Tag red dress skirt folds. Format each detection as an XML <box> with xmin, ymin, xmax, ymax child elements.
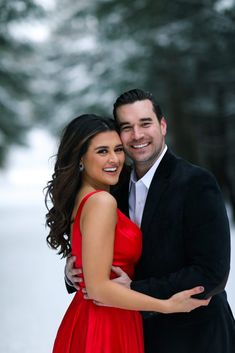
<box><xmin>52</xmin><ymin>191</ymin><xmax>144</xmax><ymax>353</ymax></box>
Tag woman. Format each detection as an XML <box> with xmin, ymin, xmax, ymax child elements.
<box><xmin>45</xmin><ymin>114</ymin><xmax>209</xmax><ymax>353</ymax></box>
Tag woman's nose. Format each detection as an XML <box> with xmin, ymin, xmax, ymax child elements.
<box><xmin>108</xmin><ymin>152</ymin><xmax>119</xmax><ymax>163</ymax></box>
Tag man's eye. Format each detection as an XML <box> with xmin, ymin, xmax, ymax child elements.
<box><xmin>142</xmin><ymin>122</ymin><xmax>151</xmax><ymax>127</ymax></box>
<box><xmin>121</xmin><ymin>126</ymin><xmax>131</xmax><ymax>132</ymax></box>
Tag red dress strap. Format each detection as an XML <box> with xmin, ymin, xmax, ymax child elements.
<box><xmin>75</xmin><ymin>190</ymin><xmax>104</xmax><ymax>221</ymax></box>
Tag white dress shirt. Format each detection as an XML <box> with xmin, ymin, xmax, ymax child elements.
<box><xmin>129</xmin><ymin>145</ymin><xmax>167</xmax><ymax>226</ymax></box>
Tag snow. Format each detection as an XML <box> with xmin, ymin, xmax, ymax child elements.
<box><xmin>0</xmin><ymin>129</ymin><xmax>70</xmax><ymax>352</ymax></box>
<box><xmin>0</xmin><ymin>128</ymin><xmax>234</xmax><ymax>352</ymax></box>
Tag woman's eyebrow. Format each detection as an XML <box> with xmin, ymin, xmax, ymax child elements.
<box><xmin>94</xmin><ymin>145</ymin><xmax>108</xmax><ymax>150</ymax></box>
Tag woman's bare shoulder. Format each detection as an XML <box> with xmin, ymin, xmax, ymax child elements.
<box><xmin>85</xmin><ymin>190</ymin><xmax>117</xmax><ymax>210</ymax></box>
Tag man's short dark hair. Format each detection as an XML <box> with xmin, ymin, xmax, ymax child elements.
<box><xmin>113</xmin><ymin>88</ymin><xmax>163</xmax><ymax>122</ymax></box>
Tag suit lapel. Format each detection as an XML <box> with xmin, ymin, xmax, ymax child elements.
<box><xmin>117</xmin><ymin>181</ymin><xmax>129</xmax><ymax>216</ymax></box>
<box><xmin>140</xmin><ymin>150</ymin><xmax>178</xmax><ymax>234</ymax></box>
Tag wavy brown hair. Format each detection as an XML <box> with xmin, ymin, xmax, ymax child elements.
<box><xmin>45</xmin><ymin>114</ymin><xmax>117</xmax><ymax>258</ymax></box>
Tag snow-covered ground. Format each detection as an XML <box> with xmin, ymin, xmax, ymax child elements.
<box><xmin>0</xmin><ymin>129</ymin><xmax>234</xmax><ymax>353</ymax></box>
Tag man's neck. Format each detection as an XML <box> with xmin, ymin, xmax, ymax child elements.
<box><xmin>135</xmin><ymin>162</ymin><xmax>154</xmax><ymax>179</ymax></box>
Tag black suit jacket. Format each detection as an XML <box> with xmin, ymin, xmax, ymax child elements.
<box><xmin>114</xmin><ymin>149</ymin><xmax>235</xmax><ymax>353</ymax></box>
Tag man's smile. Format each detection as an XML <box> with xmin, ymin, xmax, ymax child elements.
<box><xmin>131</xmin><ymin>142</ymin><xmax>150</xmax><ymax>149</ymax></box>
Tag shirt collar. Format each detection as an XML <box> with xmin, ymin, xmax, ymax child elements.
<box><xmin>130</xmin><ymin>145</ymin><xmax>168</xmax><ymax>189</ymax></box>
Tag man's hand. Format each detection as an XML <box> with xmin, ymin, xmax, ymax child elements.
<box><xmin>93</xmin><ymin>266</ymin><xmax>132</xmax><ymax>306</ymax></box>
<box><xmin>65</xmin><ymin>255</ymin><xmax>82</xmax><ymax>290</ymax></box>
<box><xmin>66</xmin><ymin>263</ymin><xmax>132</xmax><ymax>302</ymax></box>
<box><xmin>111</xmin><ymin>266</ymin><xmax>132</xmax><ymax>289</ymax></box>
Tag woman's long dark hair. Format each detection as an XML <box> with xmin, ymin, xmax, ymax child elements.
<box><xmin>45</xmin><ymin>114</ymin><xmax>117</xmax><ymax>258</ymax></box>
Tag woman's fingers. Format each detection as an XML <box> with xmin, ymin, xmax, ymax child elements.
<box><xmin>183</xmin><ymin>286</ymin><xmax>205</xmax><ymax>297</ymax></box>
<box><xmin>168</xmin><ymin>286</ymin><xmax>211</xmax><ymax>314</ymax></box>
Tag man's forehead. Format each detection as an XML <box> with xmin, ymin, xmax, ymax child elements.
<box><xmin>116</xmin><ymin>99</ymin><xmax>154</xmax><ymax>114</ymax></box>
<box><xmin>118</xmin><ymin>117</ymin><xmax>153</xmax><ymax>126</ymax></box>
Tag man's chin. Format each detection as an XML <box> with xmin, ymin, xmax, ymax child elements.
<box><xmin>133</xmin><ymin>154</ymin><xmax>159</xmax><ymax>167</ymax></box>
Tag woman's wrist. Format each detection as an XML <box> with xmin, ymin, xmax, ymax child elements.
<box><xmin>160</xmin><ymin>299</ymin><xmax>170</xmax><ymax>314</ymax></box>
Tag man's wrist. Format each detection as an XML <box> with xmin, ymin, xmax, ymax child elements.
<box><xmin>65</xmin><ymin>275</ymin><xmax>75</xmax><ymax>287</ymax></box>
<box><xmin>64</xmin><ymin>267</ymin><xmax>74</xmax><ymax>287</ymax></box>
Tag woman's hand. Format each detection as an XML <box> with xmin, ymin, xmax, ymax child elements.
<box><xmin>165</xmin><ymin>286</ymin><xmax>211</xmax><ymax>314</ymax></box>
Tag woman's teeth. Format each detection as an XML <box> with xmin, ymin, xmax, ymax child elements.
<box><xmin>103</xmin><ymin>167</ymin><xmax>117</xmax><ymax>172</ymax></box>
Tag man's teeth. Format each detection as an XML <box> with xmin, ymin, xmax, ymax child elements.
<box><xmin>132</xmin><ymin>143</ymin><xmax>148</xmax><ymax>149</ymax></box>
<box><xmin>104</xmin><ymin>167</ymin><xmax>117</xmax><ymax>172</ymax></box>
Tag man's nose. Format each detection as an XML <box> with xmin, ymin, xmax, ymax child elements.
<box><xmin>132</xmin><ymin>127</ymin><xmax>144</xmax><ymax>140</ymax></box>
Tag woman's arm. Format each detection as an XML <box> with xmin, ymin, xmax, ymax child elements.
<box><xmin>80</xmin><ymin>191</ymin><xmax>209</xmax><ymax>314</ymax></box>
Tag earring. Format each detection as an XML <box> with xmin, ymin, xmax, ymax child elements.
<box><xmin>79</xmin><ymin>161</ymin><xmax>84</xmax><ymax>172</ymax></box>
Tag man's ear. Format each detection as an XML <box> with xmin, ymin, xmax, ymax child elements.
<box><xmin>160</xmin><ymin>117</ymin><xmax>167</xmax><ymax>136</ymax></box>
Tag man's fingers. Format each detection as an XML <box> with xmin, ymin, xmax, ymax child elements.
<box><xmin>111</xmin><ymin>266</ymin><xmax>131</xmax><ymax>289</ymax></box>
<box><xmin>74</xmin><ymin>285</ymin><xmax>80</xmax><ymax>291</ymax></box>
<box><xmin>71</xmin><ymin>268</ymin><xmax>83</xmax><ymax>276</ymax></box>
<box><xmin>82</xmin><ymin>288</ymin><xmax>87</xmax><ymax>294</ymax></box>
<box><xmin>65</xmin><ymin>256</ymin><xmax>83</xmax><ymax>288</ymax></box>
<box><xmin>93</xmin><ymin>300</ymin><xmax>103</xmax><ymax>306</ymax></box>
<box><xmin>73</xmin><ymin>277</ymin><xmax>82</xmax><ymax>284</ymax></box>
<box><xmin>111</xmin><ymin>266</ymin><xmax>125</xmax><ymax>276</ymax></box>
<box><xmin>93</xmin><ymin>300</ymin><xmax>110</xmax><ymax>307</ymax></box>
<box><xmin>66</xmin><ymin>255</ymin><xmax>76</xmax><ymax>265</ymax></box>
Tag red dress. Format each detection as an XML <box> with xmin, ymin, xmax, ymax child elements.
<box><xmin>52</xmin><ymin>191</ymin><xmax>144</xmax><ymax>353</ymax></box>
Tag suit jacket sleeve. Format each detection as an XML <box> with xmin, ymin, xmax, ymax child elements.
<box><xmin>65</xmin><ymin>279</ymin><xmax>77</xmax><ymax>294</ymax></box>
<box><xmin>131</xmin><ymin>170</ymin><xmax>231</xmax><ymax>301</ymax></box>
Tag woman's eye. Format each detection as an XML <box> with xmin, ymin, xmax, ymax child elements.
<box><xmin>115</xmin><ymin>147</ymin><xmax>124</xmax><ymax>153</ymax></box>
<box><xmin>97</xmin><ymin>149</ymin><xmax>107</xmax><ymax>154</ymax></box>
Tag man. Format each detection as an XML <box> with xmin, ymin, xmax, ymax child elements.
<box><xmin>66</xmin><ymin>89</ymin><xmax>235</xmax><ymax>352</ymax></box>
